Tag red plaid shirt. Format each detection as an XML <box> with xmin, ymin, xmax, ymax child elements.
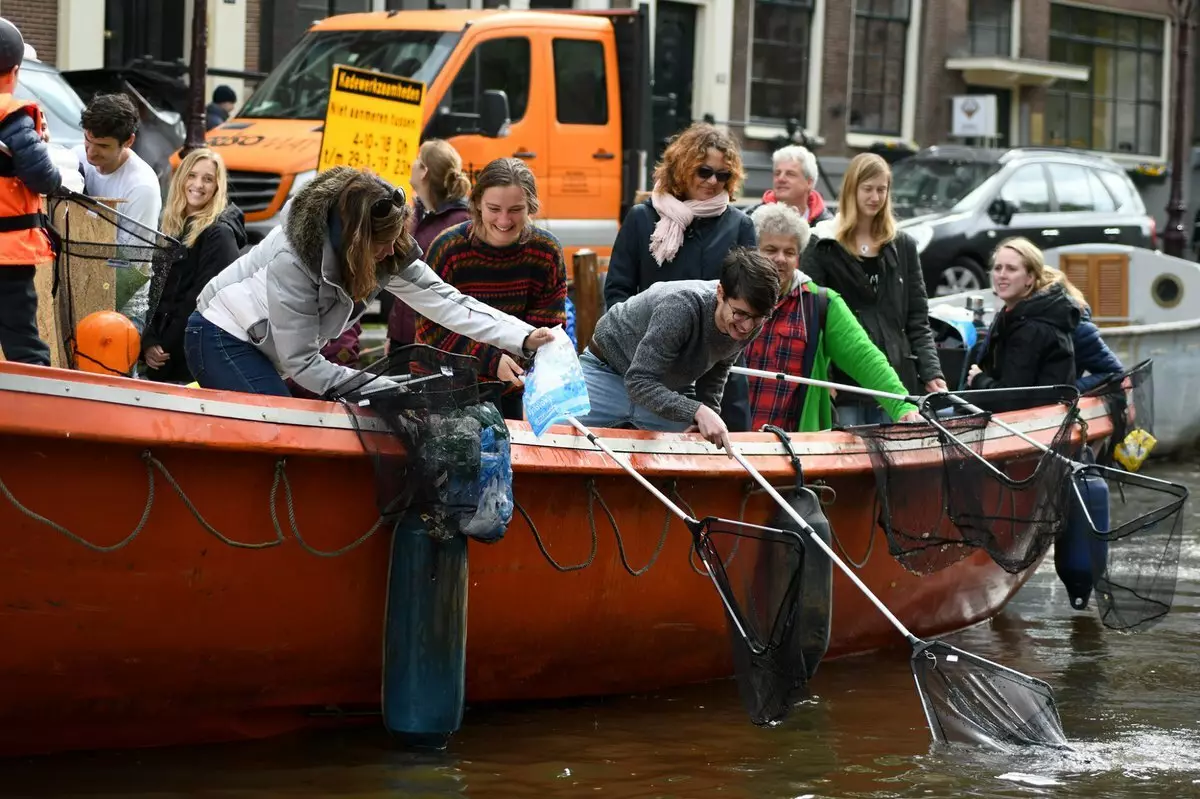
<box><xmin>744</xmin><ymin>280</ymin><xmax>812</xmax><ymax>431</ymax></box>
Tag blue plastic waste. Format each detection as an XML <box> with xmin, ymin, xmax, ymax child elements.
<box><xmin>1055</xmin><ymin>449</ymin><xmax>1111</xmax><ymax>610</ymax></box>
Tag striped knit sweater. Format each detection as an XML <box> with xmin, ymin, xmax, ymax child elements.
<box><xmin>415</xmin><ymin>221</ymin><xmax>568</xmax><ymax>375</ymax></box>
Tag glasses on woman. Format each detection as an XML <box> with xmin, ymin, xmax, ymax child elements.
<box><xmin>697</xmin><ymin>165</ymin><xmax>732</xmax><ymax>183</ymax></box>
<box><xmin>371</xmin><ymin>187</ymin><xmax>406</xmax><ymax>218</ymax></box>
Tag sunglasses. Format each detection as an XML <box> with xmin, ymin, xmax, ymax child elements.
<box><xmin>372</xmin><ymin>186</ymin><xmax>407</xmax><ymax>218</ymax></box>
<box><xmin>697</xmin><ymin>165</ymin><xmax>733</xmax><ymax>183</ymax></box>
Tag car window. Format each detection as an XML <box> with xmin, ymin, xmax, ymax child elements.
<box><xmin>998</xmin><ymin>165</ymin><xmax>1051</xmax><ymax>213</ymax></box>
<box><xmin>553</xmin><ymin>39</ymin><xmax>608</xmax><ymax>125</ymax></box>
<box><xmin>1096</xmin><ymin>169</ymin><xmax>1139</xmax><ymax>212</ymax></box>
<box><xmin>14</xmin><ymin>66</ymin><xmax>86</xmax><ymax>146</ymax></box>
<box><xmin>1047</xmin><ymin>164</ymin><xmax>1095</xmax><ymax>212</ymax></box>
<box><xmin>446</xmin><ymin>37</ymin><xmax>532</xmax><ymax>122</ymax></box>
<box><xmin>1085</xmin><ymin>169</ymin><xmax>1116</xmax><ymax>212</ymax></box>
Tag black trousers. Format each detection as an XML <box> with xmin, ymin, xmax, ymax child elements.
<box><xmin>0</xmin><ymin>266</ymin><xmax>50</xmax><ymax>366</ymax></box>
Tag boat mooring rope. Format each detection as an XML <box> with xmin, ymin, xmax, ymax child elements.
<box><xmin>0</xmin><ymin>449</ymin><xmax>385</xmax><ymax>556</ymax></box>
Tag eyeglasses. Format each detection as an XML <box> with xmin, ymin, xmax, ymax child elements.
<box><xmin>371</xmin><ymin>186</ymin><xmax>406</xmax><ymax>218</ymax></box>
<box><xmin>729</xmin><ymin>307</ymin><xmax>770</xmax><ymax>326</ymax></box>
<box><xmin>697</xmin><ymin>165</ymin><xmax>733</xmax><ymax>183</ymax></box>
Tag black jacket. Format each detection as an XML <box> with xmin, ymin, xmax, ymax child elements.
<box><xmin>144</xmin><ymin>204</ymin><xmax>248</xmax><ymax>382</ymax></box>
<box><xmin>971</xmin><ymin>282</ymin><xmax>1080</xmax><ymax>401</ymax></box>
<box><xmin>0</xmin><ymin>109</ymin><xmax>63</xmax><ymax>197</ymax></box>
<box><xmin>801</xmin><ymin>230</ymin><xmax>943</xmax><ymax>396</ymax></box>
<box><xmin>603</xmin><ymin>199</ymin><xmax>757</xmax><ymax>309</ymax></box>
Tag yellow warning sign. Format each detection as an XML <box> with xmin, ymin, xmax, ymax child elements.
<box><xmin>318</xmin><ymin>64</ymin><xmax>425</xmax><ymax>199</ymax></box>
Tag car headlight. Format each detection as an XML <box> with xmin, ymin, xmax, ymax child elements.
<box><xmin>288</xmin><ymin>169</ymin><xmax>317</xmax><ymax>197</ymax></box>
<box><xmin>905</xmin><ymin>223</ymin><xmax>934</xmax><ymax>253</ymax></box>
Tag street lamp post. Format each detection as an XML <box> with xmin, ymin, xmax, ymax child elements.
<box><xmin>184</xmin><ymin>0</ymin><xmax>210</xmax><ymax>156</ymax></box>
<box><xmin>1164</xmin><ymin>0</ymin><xmax>1197</xmax><ymax>257</ymax></box>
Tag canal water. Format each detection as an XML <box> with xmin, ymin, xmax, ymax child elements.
<box><xmin>5</xmin><ymin>461</ymin><xmax>1199</xmax><ymax>798</ymax></box>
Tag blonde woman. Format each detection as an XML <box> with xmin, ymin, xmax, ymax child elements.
<box><xmin>802</xmin><ymin>153</ymin><xmax>944</xmax><ymax>425</ymax></box>
<box><xmin>386</xmin><ymin>139</ymin><xmax>471</xmax><ymax>350</ymax></box>
<box><xmin>967</xmin><ymin>237</ymin><xmax>1081</xmax><ymax>393</ymax></box>
<box><xmin>143</xmin><ymin>148</ymin><xmax>246</xmax><ymax>383</ymax></box>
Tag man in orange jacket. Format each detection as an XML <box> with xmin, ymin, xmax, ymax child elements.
<box><xmin>0</xmin><ymin>18</ymin><xmax>63</xmax><ymax>365</ymax></box>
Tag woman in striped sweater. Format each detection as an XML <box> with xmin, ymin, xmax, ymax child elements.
<box><xmin>416</xmin><ymin>157</ymin><xmax>567</xmax><ymax>418</ymax></box>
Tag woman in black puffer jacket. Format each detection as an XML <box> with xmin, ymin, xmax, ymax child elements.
<box><xmin>967</xmin><ymin>237</ymin><xmax>1081</xmax><ymax>406</ymax></box>
<box><xmin>142</xmin><ymin>148</ymin><xmax>246</xmax><ymax>383</ymax></box>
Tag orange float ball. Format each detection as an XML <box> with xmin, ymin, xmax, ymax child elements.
<box><xmin>70</xmin><ymin>311</ymin><xmax>140</xmax><ymax>375</ymax></box>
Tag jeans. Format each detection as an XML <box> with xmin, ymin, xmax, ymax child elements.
<box><xmin>0</xmin><ymin>266</ymin><xmax>50</xmax><ymax>366</ymax></box>
<box><xmin>572</xmin><ymin>350</ymin><xmax>690</xmax><ymax>432</ymax></box>
<box><xmin>835</xmin><ymin>403</ymin><xmax>889</xmax><ymax>427</ymax></box>
<box><xmin>183</xmin><ymin>311</ymin><xmax>291</xmax><ymax>397</ymax></box>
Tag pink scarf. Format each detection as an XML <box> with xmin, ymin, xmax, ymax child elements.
<box><xmin>648</xmin><ymin>185</ymin><xmax>730</xmax><ymax>266</ymax></box>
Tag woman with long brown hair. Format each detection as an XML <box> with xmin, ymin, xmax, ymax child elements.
<box><xmin>142</xmin><ymin>147</ymin><xmax>246</xmax><ymax>383</ymax></box>
<box><xmin>803</xmin><ymin>153</ymin><xmax>944</xmax><ymax>425</ymax></box>
<box><xmin>386</xmin><ymin>139</ymin><xmax>472</xmax><ymax>351</ymax></box>
<box><xmin>185</xmin><ymin>166</ymin><xmax>554</xmax><ymax>397</ymax></box>
<box><xmin>415</xmin><ymin>156</ymin><xmax>567</xmax><ymax>419</ymax></box>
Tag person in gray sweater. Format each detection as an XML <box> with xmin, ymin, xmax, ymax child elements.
<box><xmin>578</xmin><ymin>247</ymin><xmax>780</xmax><ymax>453</ymax></box>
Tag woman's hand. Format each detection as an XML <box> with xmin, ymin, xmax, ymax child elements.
<box><xmin>966</xmin><ymin>365</ymin><xmax>982</xmax><ymax>387</ymax></box>
<box><xmin>498</xmin><ymin>354</ymin><xmax>527</xmax><ymax>387</ymax></box>
<box><xmin>144</xmin><ymin>345</ymin><xmax>169</xmax><ymax>369</ymax></box>
<box><xmin>925</xmin><ymin>378</ymin><xmax>948</xmax><ymax>393</ymax></box>
<box><xmin>522</xmin><ymin>328</ymin><xmax>556</xmax><ymax>353</ymax></box>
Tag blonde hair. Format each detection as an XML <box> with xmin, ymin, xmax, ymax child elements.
<box><xmin>337</xmin><ymin>170</ymin><xmax>411</xmax><ymax>302</ymax></box>
<box><xmin>162</xmin><ymin>148</ymin><xmax>228</xmax><ymax>247</ymax></box>
<box><xmin>833</xmin><ymin>153</ymin><xmax>897</xmax><ymax>256</ymax></box>
<box><xmin>652</xmin><ymin>122</ymin><xmax>745</xmax><ymax>200</ymax></box>
<box><xmin>992</xmin><ymin>236</ymin><xmax>1088</xmax><ymax>305</ymax></box>
<box><xmin>418</xmin><ymin>139</ymin><xmax>470</xmax><ymax>208</ymax></box>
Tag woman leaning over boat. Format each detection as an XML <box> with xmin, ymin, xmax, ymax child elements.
<box><xmin>185</xmin><ymin>166</ymin><xmax>555</xmax><ymax>398</ymax></box>
<box><xmin>385</xmin><ymin>138</ymin><xmax>471</xmax><ymax>353</ymax></box>
<box><xmin>966</xmin><ymin>237</ymin><xmax>1080</xmax><ymax>402</ymax></box>
<box><xmin>802</xmin><ymin>153</ymin><xmax>945</xmax><ymax>426</ymax></box>
<box><xmin>142</xmin><ymin>148</ymin><xmax>246</xmax><ymax>384</ymax></box>
<box><xmin>415</xmin><ymin>157</ymin><xmax>567</xmax><ymax>419</ymax></box>
<box><xmin>746</xmin><ymin>203</ymin><xmax>919</xmax><ymax>432</ymax></box>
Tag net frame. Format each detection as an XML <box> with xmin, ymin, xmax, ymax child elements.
<box><xmin>49</xmin><ymin>191</ymin><xmax>188</xmax><ymax>266</ymax></box>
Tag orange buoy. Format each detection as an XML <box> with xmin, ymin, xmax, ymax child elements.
<box><xmin>70</xmin><ymin>311</ymin><xmax>140</xmax><ymax>375</ymax></box>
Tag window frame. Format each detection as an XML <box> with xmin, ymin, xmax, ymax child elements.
<box><xmin>747</xmin><ymin>0</ymin><xmax>816</xmax><ymax>126</ymax></box>
<box><xmin>848</xmin><ymin>0</ymin><xmax>911</xmax><ymax>137</ymax></box>
<box><xmin>967</xmin><ymin>0</ymin><xmax>1013</xmax><ymax>58</ymax></box>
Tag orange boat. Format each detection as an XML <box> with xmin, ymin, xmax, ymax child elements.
<box><xmin>0</xmin><ymin>360</ymin><xmax>1111</xmax><ymax>757</ymax></box>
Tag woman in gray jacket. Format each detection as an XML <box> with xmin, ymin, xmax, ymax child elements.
<box><xmin>185</xmin><ymin>167</ymin><xmax>553</xmax><ymax>397</ymax></box>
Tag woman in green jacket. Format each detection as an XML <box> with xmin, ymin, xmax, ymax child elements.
<box><xmin>745</xmin><ymin>203</ymin><xmax>919</xmax><ymax>432</ymax></box>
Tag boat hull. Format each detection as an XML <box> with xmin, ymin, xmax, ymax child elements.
<box><xmin>0</xmin><ymin>363</ymin><xmax>1111</xmax><ymax>756</ymax></box>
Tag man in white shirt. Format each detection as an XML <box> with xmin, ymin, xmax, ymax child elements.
<box><xmin>73</xmin><ymin>93</ymin><xmax>162</xmax><ymax>332</ymax></box>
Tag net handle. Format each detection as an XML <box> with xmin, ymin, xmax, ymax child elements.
<box><xmin>729</xmin><ymin>449</ymin><xmax>919</xmax><ymax>646</ymax></box>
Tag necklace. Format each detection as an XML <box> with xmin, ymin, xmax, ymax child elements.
<box><xmin>860</xmin><ymin>244</ymin><xmax>869</xmax><ymax>255</ymax></box>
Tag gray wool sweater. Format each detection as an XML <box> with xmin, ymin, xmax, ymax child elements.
<box><xmin>590</xmin><ymin>280</ymin><xmax>750</xmax><ymax>423</ymax></box>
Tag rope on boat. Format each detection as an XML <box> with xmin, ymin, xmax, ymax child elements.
<box><xmin>515</xmin><ymin>496</ymin><xmax>597</xmax><ymax>572</ymax></box>
<box><xmin>587</xmin><ymin>478</ymin><xmax>673</xmax><ymax>577</ymax></box>
<box><xmin>0</xmin><ymin>449</ymin><xmax>387</xmax><ymax>556</ymax></box>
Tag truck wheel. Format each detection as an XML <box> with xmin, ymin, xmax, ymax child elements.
<box><xmin>934</xmin><ymin>256</ymin><xmax>987</xmax><ymax>297</ymax></box>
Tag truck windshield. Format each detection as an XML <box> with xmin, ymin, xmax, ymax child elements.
<box><xmin>890</xmin><ymin>158</ymin><xmax>1000</xmax><ymax>218</ymax></box>
<box><xmin>240</xmin><ymin>29</ymin><xmax>462</xmax><ymax>120</ymax></box>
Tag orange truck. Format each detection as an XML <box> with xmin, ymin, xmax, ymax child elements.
<box><xmin>196</xmin><ymin>8</ymin><xmax>652</xmax><ymax>270</ymax></box>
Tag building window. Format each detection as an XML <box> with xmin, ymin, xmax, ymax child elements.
<box><xmin>849</xmin><ymin>0</ymin><xmax>910</xmax><ymax>136</ymax></box>
<box><xmin>968</xmin><ymin>0</ymin><xmax>1012</xmax><ymax>57</ymax></box>
<box><xmin>749</xmin><ymin>0</ymin><xmax>814</xmax><ymax>124</ymax></box>
<box><xmin>1045</xmin><ymin>5</ymin><xmax>1164</xmax><ymax>156</ymax></box>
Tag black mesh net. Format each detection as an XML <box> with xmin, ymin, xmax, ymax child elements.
<box><xmin>1084</xmin><ymin>360</ymin><xmax>1156</xmax><ymax>471</ymax></box>
<box><xmin>330</xmin><ymin>345</ymin><xmax>511</xmax><ymax>541</ymax></box>
<box><xmin>50</xmin><ymin>191</ymin><xmax>188</xmax><ymax>266</ymax></box>
<box><xmin>1070</xmin><ymin>463</ymin><xmax>1187</xmax><ymax>631</ymax></box>
<box><xmin>911</xmin><ymin>639</ymin><xmax>1069</xmax><ymax>750</ymax></box>
<box><xmin>693</xmin><ymin>517</ymin><xmax>809</xmax><ymax>726</ymax></box>
<box><xmin>858</xmin><ymin>387</ymin><xmax>1081</xmax><ymax>576</ymax></box>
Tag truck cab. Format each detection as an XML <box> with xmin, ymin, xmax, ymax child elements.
<box><xmin>197</xmin><ymin>9</ymin><xmax>650</xmax><ymax>264</ymax></box>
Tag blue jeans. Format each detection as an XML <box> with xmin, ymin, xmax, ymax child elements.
<box><xmin>835</xmin><ymin>403</ymin><xmax>889</xmax><ymax>427</ymax></box>
<box><xmin>573</xmin><ymin>350</ymin><xmax>690</xmax><ymax>432</ymax></box>
<box><xmin>183</xmin><ymin>312</ymin><xmax>291</xmax><ymax>397</ymax></box>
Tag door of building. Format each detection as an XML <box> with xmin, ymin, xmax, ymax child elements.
<box><xmin>652</xmin><ymin>1</ymin><xmax>697</xmax><ymax>163</ymax></box>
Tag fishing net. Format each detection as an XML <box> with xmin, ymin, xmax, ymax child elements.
<box><xmin>692</xmin><ymin>517</ymin><xmax>809</xmax><ymax>726</ymax></box>
<box><xmin>1084</xmin><ymin>360</ymin><xmax>1156</xmax><ymax>471</ymax></box>
<box><xmin>330</xmin><ymin>345</ymin><xmax>513</xmax><ymax>542</ymax></box>
<box><xmin>911</xmin><ymin>639</ymin><xmax>1069</xmax><ymax>750</ymax></box>
<box><xmin>50</xmin><ymin>191</ymin><xmax>187</xmax><ymax>266</ymax></box>
<box><xmin>1070</xmin><ymin>462</ymin><xmax>1187</xmax><ymax>631</ymax></box>
<box><xmin>857</xmin><ymin>386</ymin><xmax>1081</xmax><ymax>576</ymax></box>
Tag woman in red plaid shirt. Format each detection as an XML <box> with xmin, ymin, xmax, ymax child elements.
<box><xmin>744</xmin><ymin>203</ymin><xmax>920</xmax><ymax>431</ymax></box>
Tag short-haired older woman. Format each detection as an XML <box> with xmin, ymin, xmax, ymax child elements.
<box><xmin>745</xmin><ymin>144</ymin><xmax>833</xmax><ymax>225</ymax></box>
<box><xmin>746</xmin><ymin>203</ymin><xmax>918</xmax><ymax>432</ymax></box>
<box><xmin>603</xmin><ymin>122</ymin><xmax>757</xmax><ymax>309</ymax></box>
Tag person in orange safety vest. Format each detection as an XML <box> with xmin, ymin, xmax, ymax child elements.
<box><xmin>0</xmin><ymin>17</ymin><xmax>63</xmax><ymax>366</ymax></box>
